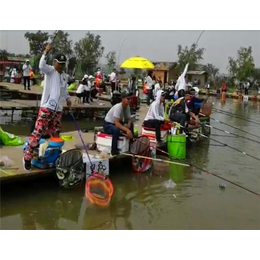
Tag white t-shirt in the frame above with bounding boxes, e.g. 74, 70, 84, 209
22, 64, 32, 77
153, 83, 160, 97
146, 76, 154, 90
76, 84, 85, 94
85, 80, 91, 91
110, 72, 117, 83
244, 82, 250, 89
105, 103, 131, 124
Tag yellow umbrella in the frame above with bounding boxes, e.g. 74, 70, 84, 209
120, 56, 154, 69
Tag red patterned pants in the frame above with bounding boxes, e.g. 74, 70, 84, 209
24, 108, 62, 161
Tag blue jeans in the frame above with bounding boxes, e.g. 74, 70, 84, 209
103, 121, 133, 153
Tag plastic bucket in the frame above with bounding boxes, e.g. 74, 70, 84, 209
167, 134, 186, 159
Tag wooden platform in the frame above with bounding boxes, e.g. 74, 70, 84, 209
0, 82, 111, 102
0, 131, 99, 182
0, 98, 111, 110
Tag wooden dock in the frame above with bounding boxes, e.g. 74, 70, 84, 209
0, 130, 134, 183
0, 82, 111, 101
0, 132, 107, 182
0, 104, 146, 183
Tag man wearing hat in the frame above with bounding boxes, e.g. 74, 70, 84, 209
22, 59, 32, 90
103, 92, 134, 156
23, 44, 71, 171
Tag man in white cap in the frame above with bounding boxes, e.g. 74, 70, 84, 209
23, 44, 71, 171
22, 59, 32, 90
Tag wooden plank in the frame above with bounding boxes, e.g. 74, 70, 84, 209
0, 98, 111, 110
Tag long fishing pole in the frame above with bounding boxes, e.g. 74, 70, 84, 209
212, 108, 260, 125
172, 121, 260, 161
175, 120, 260, 162
204, 124, 260, 145
213, 107, 259, 122
122, 152, 190, 167
133, 137, 260, 197
201, 114, 260, 139
209, 136, 260, 162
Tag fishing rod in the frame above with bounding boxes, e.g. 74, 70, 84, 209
172, 121, 260, 161
213, 107, 259, 122
121, 152, 190, 167
212, 108, 260, 125
200, 113, 260, 139
204, 124, 260, 145
133, 136, 260, 197
209, 136, 260, 162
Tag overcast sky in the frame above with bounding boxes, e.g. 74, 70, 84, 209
0, 30, 259, 73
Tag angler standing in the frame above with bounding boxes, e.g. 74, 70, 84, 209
23, 44, 71, 171
22, 59, 32, 90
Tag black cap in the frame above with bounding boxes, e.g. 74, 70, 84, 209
121, 92, 133, 99
54, 54, 67, 64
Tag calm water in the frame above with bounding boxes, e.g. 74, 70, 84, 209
1, 97, 260, 230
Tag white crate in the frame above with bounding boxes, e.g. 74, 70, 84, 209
96, 132, 129, 153
83, 153, 109, 176
141, 127, 168, 143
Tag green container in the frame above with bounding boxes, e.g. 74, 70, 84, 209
167, 134, 186, 159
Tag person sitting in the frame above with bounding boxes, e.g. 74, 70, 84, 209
103, 92, 134, 156
169, 89, 200, 132
153, 80, 161, 99
186, 88, 205, 115
143, 90, 167, 144
76, 79, 88, 103
166, 80, 175, 101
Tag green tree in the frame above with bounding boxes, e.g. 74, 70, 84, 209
105, 51, 116, 73
202, 63, 219, 78
68, 57, 77, 75
24, 31, 49, 56
0, 50, 9, 61
24, 31, 49, 71
49, 30, 73, 60
227, 46, 255, 81
177, 43, 205, 72
74, 32, 105, 75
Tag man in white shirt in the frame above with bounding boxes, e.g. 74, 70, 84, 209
104, 92, 133, 155
22, 59, 32, 90
153, 80, 161, 99
244, 81, 250, 95
110, 69, 117, 93
23, 44, 71, 171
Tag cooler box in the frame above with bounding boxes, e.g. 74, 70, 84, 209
83, 153, 109, 176
141, 124, 170, 143
96, 132, 129, 153
24, 138, 64, 169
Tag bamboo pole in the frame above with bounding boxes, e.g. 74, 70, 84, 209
121, 153, 190, 167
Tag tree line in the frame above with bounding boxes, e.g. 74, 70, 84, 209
1, 30, 259, 87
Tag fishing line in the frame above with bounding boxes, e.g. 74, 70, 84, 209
209, 136, 260, 162
70, 110, 94, 171
213, 107, 259, 122
200, 114, 260, 139
133, 136, 260, 197
212, 108, 260, 125
204, 124, 260, 145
